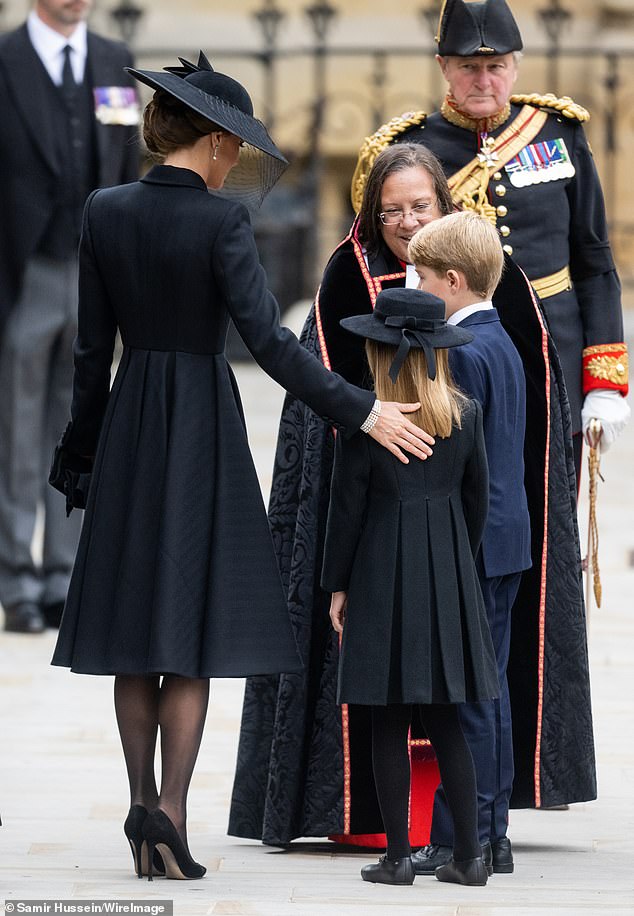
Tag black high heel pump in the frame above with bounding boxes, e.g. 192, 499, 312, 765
124, 805, 166, 878
142, 808, 206, 881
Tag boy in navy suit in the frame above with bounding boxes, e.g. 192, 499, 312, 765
408, 211, 531, 875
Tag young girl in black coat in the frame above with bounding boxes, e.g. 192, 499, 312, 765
321, 287, 498, 887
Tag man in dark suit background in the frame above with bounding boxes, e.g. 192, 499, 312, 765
409, 211, 532, 876
0, 0, 139, 632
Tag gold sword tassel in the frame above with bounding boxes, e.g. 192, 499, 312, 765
585, 418, 604, 627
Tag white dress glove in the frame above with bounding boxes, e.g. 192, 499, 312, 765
581, 389, 631, 452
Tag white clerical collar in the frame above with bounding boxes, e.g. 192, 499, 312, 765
405, 264, 419, 289
360, 252, 419, 290
27, 10, 87, 85
447, 300, 494, 326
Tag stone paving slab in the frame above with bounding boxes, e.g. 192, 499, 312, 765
2, 310, 634, 915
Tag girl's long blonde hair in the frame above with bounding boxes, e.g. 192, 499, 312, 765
366, 340, 467, 439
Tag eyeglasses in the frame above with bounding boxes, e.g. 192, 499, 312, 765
378, 201, 437, 225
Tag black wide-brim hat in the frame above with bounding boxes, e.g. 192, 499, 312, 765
126, 52, 288, 209
341, 288, 473, 383
436, 0, 523, 56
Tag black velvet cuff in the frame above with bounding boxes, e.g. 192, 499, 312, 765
49, 423, 93, 515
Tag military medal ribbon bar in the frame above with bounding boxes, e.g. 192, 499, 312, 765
505, 138, 575, 187
94, 86, 140, 126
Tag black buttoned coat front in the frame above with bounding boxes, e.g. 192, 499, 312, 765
52, 165, 373, 678
321, 399, 499, 706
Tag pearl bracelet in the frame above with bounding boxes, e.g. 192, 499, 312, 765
360, 399, 382, 434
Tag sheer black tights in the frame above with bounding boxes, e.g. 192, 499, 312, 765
371, 703, 480, 861
114, 675, 210, 845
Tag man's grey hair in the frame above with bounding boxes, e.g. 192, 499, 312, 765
437, 51, 523, 66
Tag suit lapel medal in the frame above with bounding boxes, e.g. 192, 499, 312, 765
94, 86, 139, 125
505, 138, 575, 187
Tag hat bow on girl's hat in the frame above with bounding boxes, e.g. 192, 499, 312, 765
126, 51, 288, 208
340, 288, 473, 383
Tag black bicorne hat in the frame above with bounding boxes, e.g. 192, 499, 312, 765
436, 0, 523, 56
126, 52, 288, 209
340, 288, 473, 383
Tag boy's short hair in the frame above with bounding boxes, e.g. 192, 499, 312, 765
408, 211, 504, 299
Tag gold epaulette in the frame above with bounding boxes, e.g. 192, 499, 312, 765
510, 93, 590, 123
350, 111, 427, 213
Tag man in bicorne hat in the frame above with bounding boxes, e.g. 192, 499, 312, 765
0, 0, 139, 633
352, 0, 628, 875
353, 0, 629, 473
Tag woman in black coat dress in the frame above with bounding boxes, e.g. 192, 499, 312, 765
321, 288, 498, 887
49, 53, 435, 881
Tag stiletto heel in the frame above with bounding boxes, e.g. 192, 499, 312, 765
124, 805, 166, 879
146, 840, 157, 882
142, 809, 206, 880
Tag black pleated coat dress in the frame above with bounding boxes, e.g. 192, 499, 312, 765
52, 165, 373, 678
321, 399, 499, 706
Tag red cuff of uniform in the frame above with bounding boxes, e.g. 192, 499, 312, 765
582, 343, 629, 396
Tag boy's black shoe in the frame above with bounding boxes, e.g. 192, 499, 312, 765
411, 844, 451, 875
413, 842, 493, 876
361, 855, 415, 885
491, 836, 514, 873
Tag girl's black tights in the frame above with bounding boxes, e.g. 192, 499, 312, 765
371, 703, 480, 861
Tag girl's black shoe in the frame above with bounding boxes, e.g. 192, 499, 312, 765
124, 805, 165, 878
435, 855, 488, 886
361, 855, 415, 885
142, 808, 206, 881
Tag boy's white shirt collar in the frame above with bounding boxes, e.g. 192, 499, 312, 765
27, 11, 87, 85
447, 300, 494, 326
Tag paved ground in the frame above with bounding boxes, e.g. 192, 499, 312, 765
1, 306, 634, 915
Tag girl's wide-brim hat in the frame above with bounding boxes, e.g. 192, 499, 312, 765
126, 52, 288, 209
341, 288, 473, 382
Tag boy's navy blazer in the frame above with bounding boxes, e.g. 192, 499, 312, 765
449, 307, 532, 579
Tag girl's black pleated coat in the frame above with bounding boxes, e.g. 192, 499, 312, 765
321, 399, 499, 706
51, 165, 373, 678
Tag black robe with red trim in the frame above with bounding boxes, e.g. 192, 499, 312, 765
228, 227, 596, 846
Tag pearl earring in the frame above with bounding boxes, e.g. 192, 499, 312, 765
212, 144, 219, 161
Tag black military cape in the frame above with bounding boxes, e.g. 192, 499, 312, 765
228, 225, 596, 845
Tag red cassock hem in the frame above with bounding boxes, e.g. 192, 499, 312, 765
330, 744, 440, 848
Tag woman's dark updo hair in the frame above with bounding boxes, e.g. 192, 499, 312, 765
143, 89, 223, 162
